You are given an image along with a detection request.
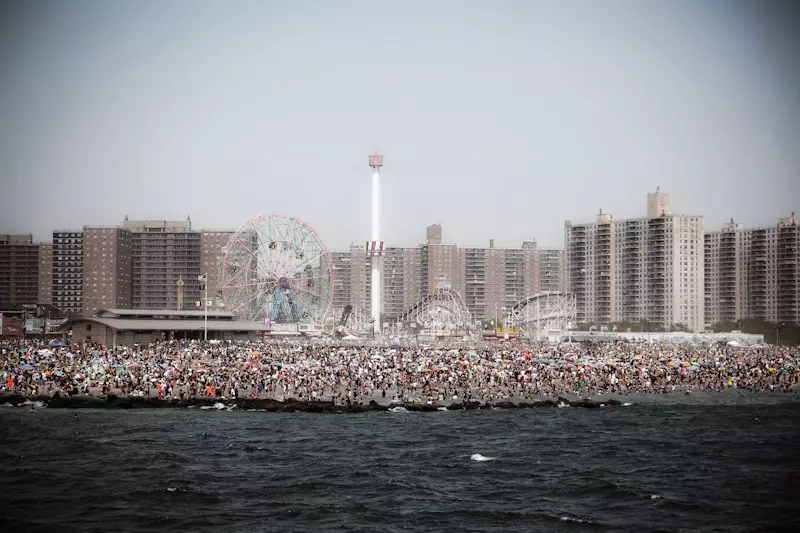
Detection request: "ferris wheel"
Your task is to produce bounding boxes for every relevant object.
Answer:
[219,214,334,324]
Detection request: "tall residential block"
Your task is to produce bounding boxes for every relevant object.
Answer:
[776,214,799,325]
[522,241,541,297]
[565,210,618,325]
[0,234,42,310]
[200,230,234,308]
[81,227,132,316]
[565,191,705,332]
[123,218,201,310]
[331,250,353,312]
[348,243,370,314]
[704,219,749,325]
[383,247,423,320]
[37,244,53,305]
[52,230,83,316]
[705,213,799,326]
[462,239,545,322]
[463,247,486,320]
[537,248,565,293]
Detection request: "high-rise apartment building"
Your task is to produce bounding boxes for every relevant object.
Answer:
[383,247,423,320]
[421,225,461,298]
[462,239,544,322]
[483,245,506,322]
[331,250,353,312]
[123,218,202,310]
[776,214,799,325]
[463,247,486,320]
[0,234,42,310]
[200,230,234,309]
[52,230,83,316]
[566,191,705,332]
[537,248,565,293]
[565,211,619,325]
[522,241,541,297]
[349,243,370,314]
[705,213,799,326]
[38,244,53,305]
[81,227,132,316]
[704,219,750,325]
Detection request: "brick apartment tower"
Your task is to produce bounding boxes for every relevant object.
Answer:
[81,227,132,316]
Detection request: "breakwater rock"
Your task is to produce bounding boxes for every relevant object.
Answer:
[0,393,623,412]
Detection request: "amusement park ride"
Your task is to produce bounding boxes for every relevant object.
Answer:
[215,154,576,340]
[218,213,334,328]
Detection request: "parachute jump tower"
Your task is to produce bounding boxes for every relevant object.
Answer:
[367,154,385,335]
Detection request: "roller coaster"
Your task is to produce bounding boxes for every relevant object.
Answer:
[395,288,473,335]
[506,291,576,341]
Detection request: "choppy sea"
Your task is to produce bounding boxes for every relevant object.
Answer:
[1,394,799,533]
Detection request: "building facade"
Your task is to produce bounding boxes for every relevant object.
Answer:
[383,247,423,320]
[461,239,545,323]
[200,230,234,309]
[52,230,83,316]
[331,250,353,313]
[123,218,202,310]
[0,234,42,310]
[37,244,53,305]
[81,227,133,316]
[705,213,799,327]
[565,191,705,332]
[537,248,565,294]
[349,243,370,314]
[329,228,564,325]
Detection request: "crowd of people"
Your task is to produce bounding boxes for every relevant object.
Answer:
[1,337,798,405]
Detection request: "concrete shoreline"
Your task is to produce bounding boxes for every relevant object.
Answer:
[0,393,624,412]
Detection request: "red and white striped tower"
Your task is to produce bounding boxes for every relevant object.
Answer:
[367,153,384,335]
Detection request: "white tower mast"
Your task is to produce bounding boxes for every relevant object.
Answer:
[367,154,385,336]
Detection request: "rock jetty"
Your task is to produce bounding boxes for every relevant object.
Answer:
[0,393,623,412]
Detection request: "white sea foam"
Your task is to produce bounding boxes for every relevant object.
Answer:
[560,516,588,523]
[213,402,226,410]
[470,453,494,462]
[557,401,570,408]
[623,402,633,407]
[437,407,448,411]
[389,406,408,413]
[650,494,662,500]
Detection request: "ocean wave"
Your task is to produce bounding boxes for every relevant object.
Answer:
[470,453,494,462]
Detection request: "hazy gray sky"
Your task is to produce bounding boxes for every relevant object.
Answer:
[1,0,798,249]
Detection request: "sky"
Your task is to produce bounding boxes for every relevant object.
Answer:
[1,0,798,250]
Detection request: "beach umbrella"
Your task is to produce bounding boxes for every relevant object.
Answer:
[21,364,34,370]
[51,342,68,348]
[111,364,124,369]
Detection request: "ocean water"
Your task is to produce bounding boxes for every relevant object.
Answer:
[1,396,799,533]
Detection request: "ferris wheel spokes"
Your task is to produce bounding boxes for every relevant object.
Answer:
[220,214,334,325]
